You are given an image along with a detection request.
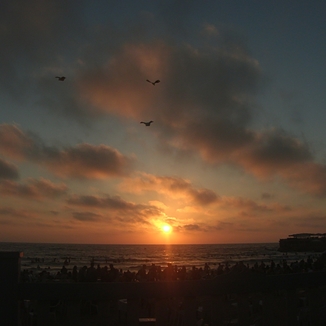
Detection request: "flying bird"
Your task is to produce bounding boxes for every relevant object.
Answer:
[146,79,160,86]
[140,121,154,126]
[55,76,66,81]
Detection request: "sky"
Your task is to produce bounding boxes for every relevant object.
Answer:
[1,0,326,244]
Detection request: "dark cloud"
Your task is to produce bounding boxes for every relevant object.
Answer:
[67,194,163,224]
[294,216,326,229]
[241,129,312,171]
[188,188,218,206]
[44,143,134,179]
[0,1,85,104]
[221,197,275,213]
[1,0,326,200]
[0,206,33,219]
[0,219,13,225]
[49,210,60,215]
[183,224,201,231]
[0,158,19,180]
[72,211,101,222]
[0,178,68,200]
[282,162,326,196]
[157,0,196,37]
[74,26,326,196]
[0,124,134,179]
[67,194,135,209]
[0,124,34,160]
[261,192,274,200]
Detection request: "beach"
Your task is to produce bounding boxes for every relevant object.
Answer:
[20,281,326,325]
[2,244,326,325]
[0,242,317,275]
[15,253,326,325]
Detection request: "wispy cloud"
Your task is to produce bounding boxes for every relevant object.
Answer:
[0,178,68,200]
[120,173,219,205]
[72,211,101,222]
[0,158,19,180]
[66,194,163,224]
[0,124,35,160]
[0,206,37,220]
[182,224,203,231]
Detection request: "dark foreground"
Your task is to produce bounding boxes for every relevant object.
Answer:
[20,285,326,326]
[14,271,326,325]
[2,252,326,325]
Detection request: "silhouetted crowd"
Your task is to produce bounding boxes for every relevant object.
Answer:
[21,253,326,283]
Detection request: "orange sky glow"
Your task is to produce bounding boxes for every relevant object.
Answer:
[1,2,326,244]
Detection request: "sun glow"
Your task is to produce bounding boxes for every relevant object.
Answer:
[162,224,172,233]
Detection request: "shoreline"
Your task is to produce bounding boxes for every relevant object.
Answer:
[19,272,326,325]
[3,251,326,325]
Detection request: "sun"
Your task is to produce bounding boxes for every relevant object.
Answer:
[162,224,172,233]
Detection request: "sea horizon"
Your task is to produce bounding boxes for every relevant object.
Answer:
[0,241,279,246]
[0,241,311,275]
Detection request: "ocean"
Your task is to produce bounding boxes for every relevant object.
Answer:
[0,242,320,275]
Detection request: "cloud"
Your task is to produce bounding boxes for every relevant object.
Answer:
[44,143,134,179]
[166,195,295,236]
[77,42,170,119]
[203,23,219,36]
[0,124,35,160]
[77,33,260,122]
[119,173,219,205]
[261,192,274,200]
[76,32,326,196]
[0,178,68,200]
[66,194,163,224]
[182,224,202,231]
[2,3,324,197]
[72,211,101,222]
[0,158,19,180]
[188,187,219,206]
[0,205,70,230]
[0,1,85,104]
[292,215,326,229]
[0,206,35,219]
[235,129,312,175]
[220,197,273,213]
[0,124,134,179]
[280,162,326,196]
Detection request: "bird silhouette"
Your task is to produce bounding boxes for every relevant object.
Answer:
[55,76,66,81]
[140,121,153,126]
[146,79,160,86]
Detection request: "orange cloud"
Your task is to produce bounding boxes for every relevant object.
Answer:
[119,173,219,205]
[77,42,170,119]
[75,37,326,197]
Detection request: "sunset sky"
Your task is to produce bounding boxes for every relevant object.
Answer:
[1,1,326,244]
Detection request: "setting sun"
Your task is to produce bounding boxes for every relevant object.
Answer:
[162,225,172,233]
